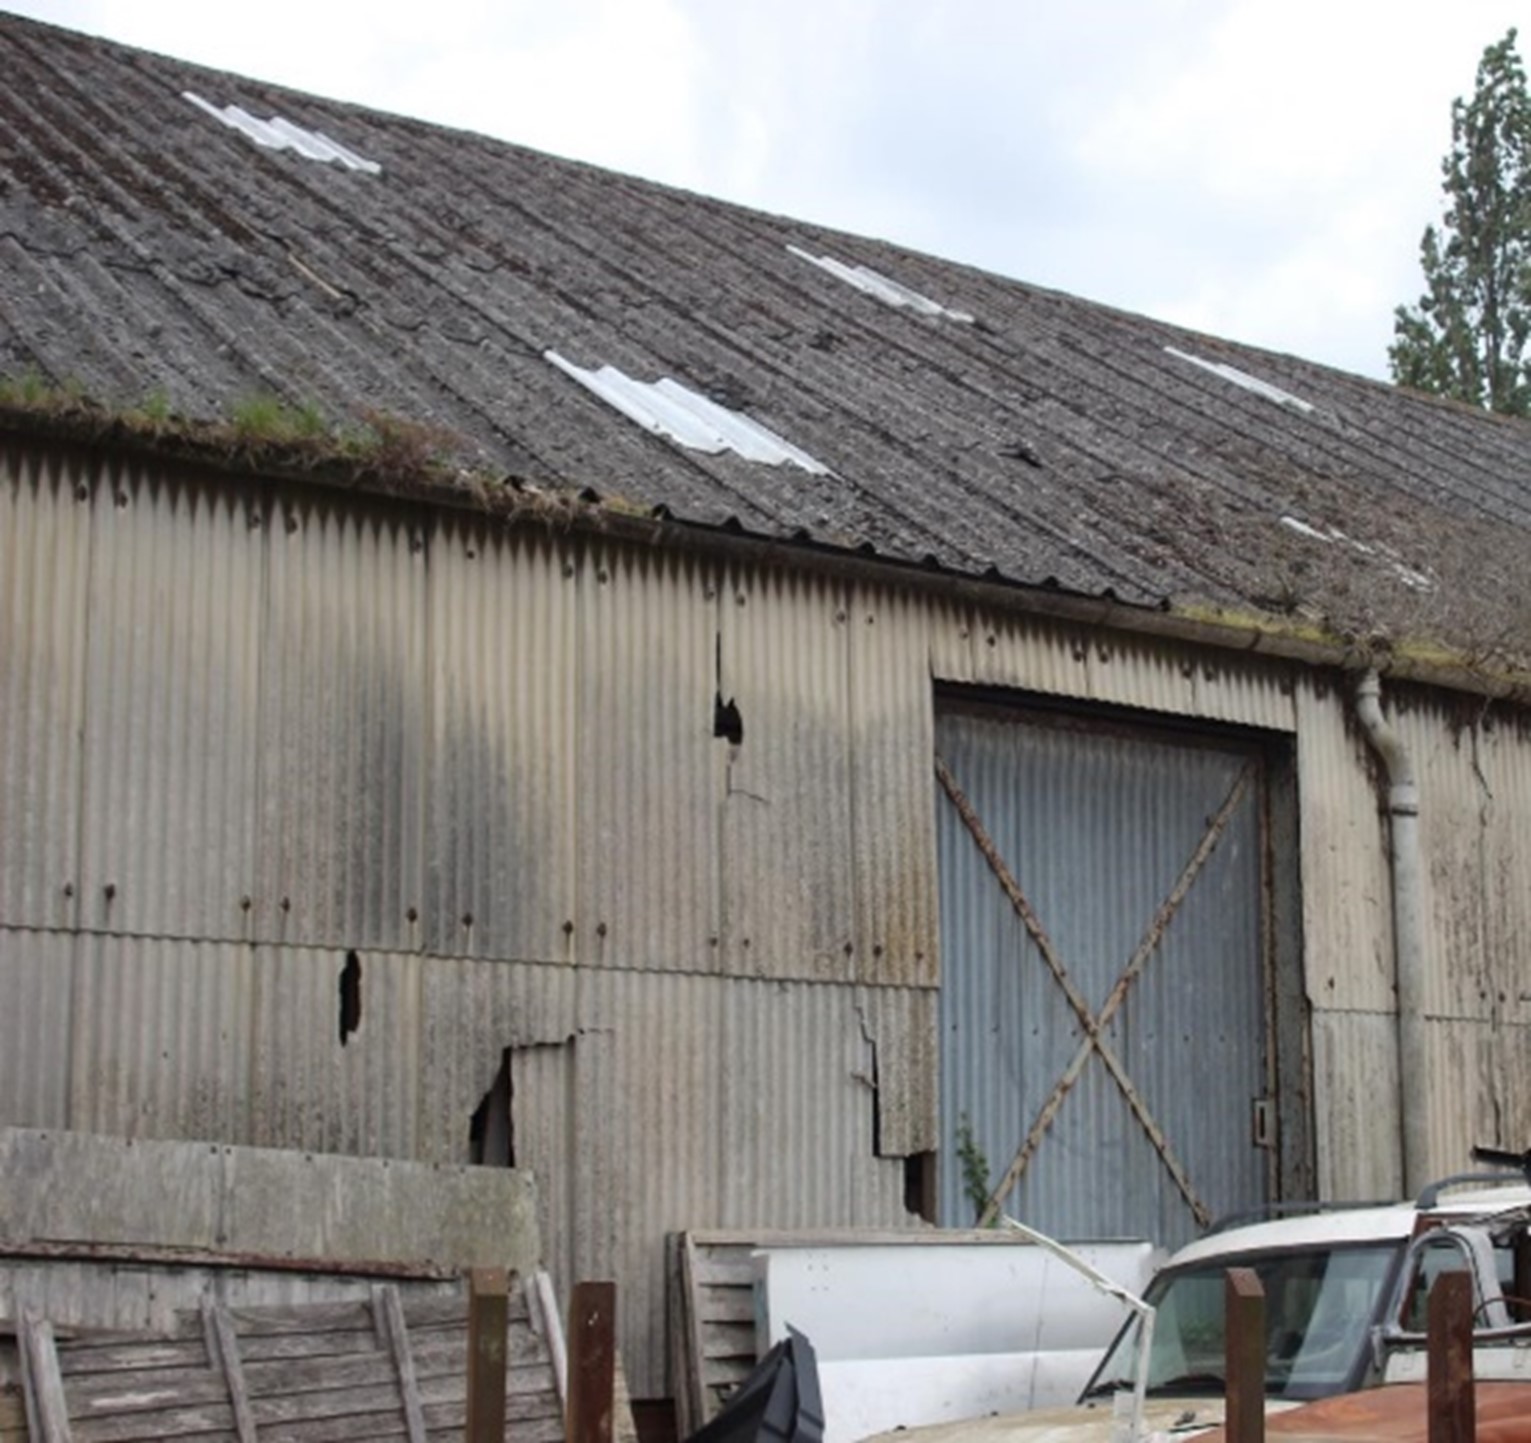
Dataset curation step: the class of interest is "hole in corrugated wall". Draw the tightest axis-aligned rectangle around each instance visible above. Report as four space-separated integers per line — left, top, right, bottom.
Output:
470 1048 515 1167
337 950 362 1045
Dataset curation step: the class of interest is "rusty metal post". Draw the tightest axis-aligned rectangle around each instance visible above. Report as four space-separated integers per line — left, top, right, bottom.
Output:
1225 1267 1265 1443
467 1267 509 1443
567 1281 617 1443
1428 1271 1475 1443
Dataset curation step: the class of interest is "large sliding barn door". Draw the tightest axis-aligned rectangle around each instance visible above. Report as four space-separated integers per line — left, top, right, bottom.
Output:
936 702 1276 1247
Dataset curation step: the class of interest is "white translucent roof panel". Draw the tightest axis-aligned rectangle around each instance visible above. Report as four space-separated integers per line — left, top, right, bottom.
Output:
788 245 974 323
1164 346 1314 414
183 92 382 175
545 352 830 475
1279 515 1434 591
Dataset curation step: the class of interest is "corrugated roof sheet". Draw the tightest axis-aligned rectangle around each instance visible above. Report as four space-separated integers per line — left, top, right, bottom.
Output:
2 13 1531 660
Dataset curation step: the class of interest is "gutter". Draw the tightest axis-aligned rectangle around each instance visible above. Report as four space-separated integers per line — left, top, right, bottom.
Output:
1354 669 1430 1195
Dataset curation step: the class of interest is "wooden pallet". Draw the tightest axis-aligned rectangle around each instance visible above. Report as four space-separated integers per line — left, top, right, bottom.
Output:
17 1279 564 1442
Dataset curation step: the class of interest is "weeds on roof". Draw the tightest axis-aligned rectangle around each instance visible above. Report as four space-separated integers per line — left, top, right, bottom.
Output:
229 393 328 445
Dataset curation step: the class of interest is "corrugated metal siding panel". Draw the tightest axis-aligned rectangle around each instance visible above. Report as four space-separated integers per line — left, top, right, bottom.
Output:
935 708 1269 1246
848 583 939 987
427 518 577 965
1424 1018 1531 1169
716 977 914 1232
719 566 856 981
1295 683 1395 1012
68 934 254 1143
0 444 89 931
246 944 422 1158
927 599 1295 731
572 968 728 1399
1481 719 1531 1028
1310 1008 1401 1199
254 489 428 952
0 928 75 1128
856 982 939 1157
575 545 720 973
74 461 263 941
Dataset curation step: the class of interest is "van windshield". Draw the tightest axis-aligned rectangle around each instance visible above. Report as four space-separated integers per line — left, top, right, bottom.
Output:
1082 1243 1402 1402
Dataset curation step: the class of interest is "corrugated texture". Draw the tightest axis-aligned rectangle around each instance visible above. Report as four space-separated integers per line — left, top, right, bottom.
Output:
68 934 255 1143
1295 682 1396 1013
575 544 721 973
0 930 74 1129
74 460 264 941
247 944 423 1158
1423 1019 1531 1176
428 518 577 964
935 706 1271 1246
719 564 857 980
254 487 428 952
1309 1009 1403 1200
4 14 1531 663
848 582 940 987
564 969 925 1394
928 598 1297 731
0 444 89 931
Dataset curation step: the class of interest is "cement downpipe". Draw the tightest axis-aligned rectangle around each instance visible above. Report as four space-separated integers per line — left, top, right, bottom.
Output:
1354 670 1430 1196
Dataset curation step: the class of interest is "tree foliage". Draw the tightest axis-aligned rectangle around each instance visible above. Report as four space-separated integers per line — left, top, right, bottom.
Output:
1390 30 1531 415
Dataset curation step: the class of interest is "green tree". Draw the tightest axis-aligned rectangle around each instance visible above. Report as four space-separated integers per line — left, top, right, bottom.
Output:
1390 30 1531 415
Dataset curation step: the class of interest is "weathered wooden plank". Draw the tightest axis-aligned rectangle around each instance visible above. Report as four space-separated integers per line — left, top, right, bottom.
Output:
67 1368 227 1414
421 1401 565 1443
225 1304 375 1337
689 1255 755 1288
374 1285 427 1443
698 1291 754 1325
56 1341 207 1377
203 1299 257 1443
402 1294 528 1329
69 1398 237 1442
18 1310 71 1443
700 1321 755 1361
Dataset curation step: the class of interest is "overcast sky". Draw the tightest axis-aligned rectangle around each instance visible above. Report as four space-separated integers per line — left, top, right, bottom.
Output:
5 1 1525 380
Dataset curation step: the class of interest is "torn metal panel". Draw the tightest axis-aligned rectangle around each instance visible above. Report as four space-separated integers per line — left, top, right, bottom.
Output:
853 986 938 1158
718 564 857 981
247 944 423 1159
0 444 89 933
427 518 578 965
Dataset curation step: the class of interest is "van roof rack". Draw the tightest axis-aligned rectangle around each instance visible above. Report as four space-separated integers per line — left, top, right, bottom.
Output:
1204 1199 1395 1235
1416 1169 1526 1209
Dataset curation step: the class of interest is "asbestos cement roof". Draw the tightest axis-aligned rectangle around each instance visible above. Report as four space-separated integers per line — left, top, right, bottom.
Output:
3 13 1531 666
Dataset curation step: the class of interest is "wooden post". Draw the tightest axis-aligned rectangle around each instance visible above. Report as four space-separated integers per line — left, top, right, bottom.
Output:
467 1267 510 1443
1428 1270 1475 1443
567 1281 617 1443
1225 1267 1265 1443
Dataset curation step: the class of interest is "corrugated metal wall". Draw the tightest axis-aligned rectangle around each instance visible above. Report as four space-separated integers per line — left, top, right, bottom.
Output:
7 442 1531 1390
933 705 1271 1247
